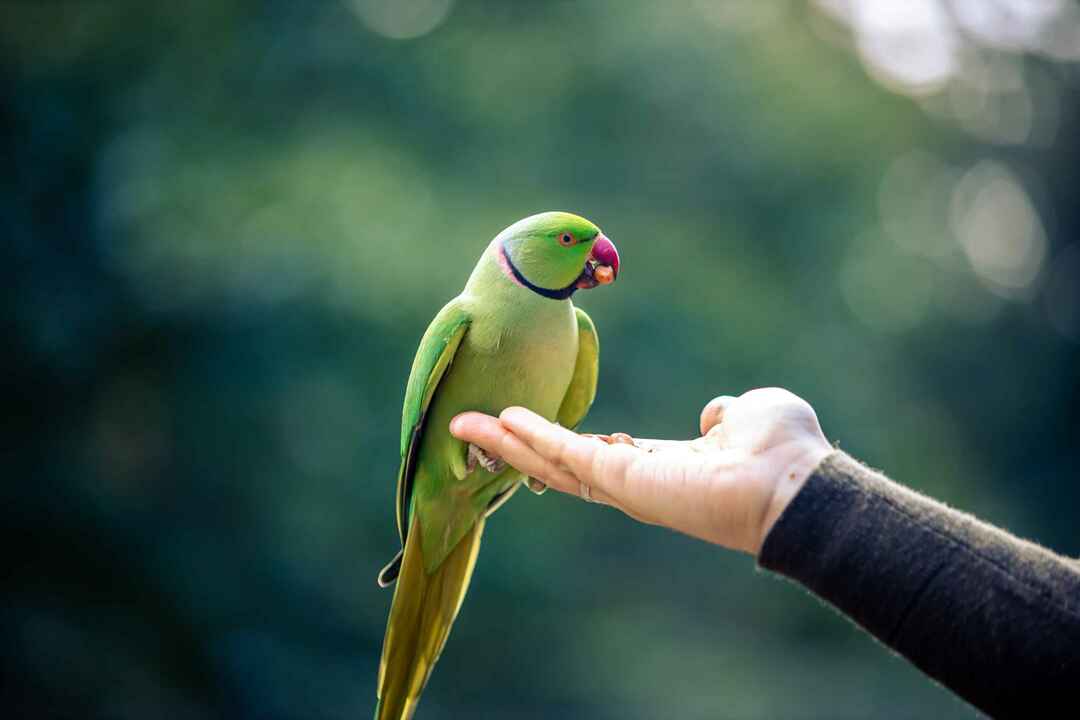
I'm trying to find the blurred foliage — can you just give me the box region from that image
[3,1,1078,718]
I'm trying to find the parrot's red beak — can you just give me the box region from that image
[576,234,620,290]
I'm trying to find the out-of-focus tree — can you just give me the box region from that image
[2,2,1077,718]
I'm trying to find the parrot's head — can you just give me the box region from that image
[494,211,620,299]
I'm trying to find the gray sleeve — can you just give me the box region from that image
[757,451,1080,719]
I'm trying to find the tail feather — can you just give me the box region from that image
[375,515,485,720]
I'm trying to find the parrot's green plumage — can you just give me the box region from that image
[374,211,619,719]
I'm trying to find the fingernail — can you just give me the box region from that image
[449,415,463,436]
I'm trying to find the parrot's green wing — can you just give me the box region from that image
[378,300,470,587]
[557,307,600,431]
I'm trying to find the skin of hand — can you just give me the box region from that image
[449,387,832,556]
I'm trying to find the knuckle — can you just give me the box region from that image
[588,446,607,484]
[552,435,571,467]
[497,428,516,455]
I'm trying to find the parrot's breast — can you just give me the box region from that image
[453,297,579,419]
[410,293,581,569]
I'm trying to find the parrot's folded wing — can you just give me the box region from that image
[556,307,600,431]
[380,300,471,587]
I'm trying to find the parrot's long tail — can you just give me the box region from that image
[375,515,485,720]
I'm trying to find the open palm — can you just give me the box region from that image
[450,387,832,555]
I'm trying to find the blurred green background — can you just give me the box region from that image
[4,1,1079,718]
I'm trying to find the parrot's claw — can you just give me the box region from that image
[525,477,548,495]
[468,443,506,474]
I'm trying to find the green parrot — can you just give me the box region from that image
[374,211,620,719]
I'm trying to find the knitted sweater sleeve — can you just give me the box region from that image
[758,451,1080,719]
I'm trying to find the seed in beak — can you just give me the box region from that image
[594,266,615,285]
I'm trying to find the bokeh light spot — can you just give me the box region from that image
[879,149,958,259]
[813,0,1080,144]
[851,0,957,95]
[949,161,1047,296]
[950,0,1064,53]
[347,0,454,40]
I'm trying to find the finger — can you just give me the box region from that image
[498,407,608,483]
[570,479,656,524]
[453,413,657,527]
[700,395,737,436]
[450,411,502,445]
[576,478,617,507]
[450,413,578,490]
[499,408,675,519]
[633,438,686,453]
[582,483,626,511]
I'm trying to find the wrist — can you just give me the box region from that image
[754,440,831,555]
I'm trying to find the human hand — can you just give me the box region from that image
[450,388,832,556]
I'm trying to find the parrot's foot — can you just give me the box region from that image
[467,443,506,474]
[525,477,548,495]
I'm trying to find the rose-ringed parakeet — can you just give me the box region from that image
[374,212,620,719]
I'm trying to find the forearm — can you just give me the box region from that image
[758,451,1080,719]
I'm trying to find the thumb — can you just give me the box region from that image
[700,395,737,436]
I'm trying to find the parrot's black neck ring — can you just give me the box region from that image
[500,241,579,300]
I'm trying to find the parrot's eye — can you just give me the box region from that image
[558,233,575,247]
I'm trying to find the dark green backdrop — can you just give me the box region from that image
[4,2,1078,718]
